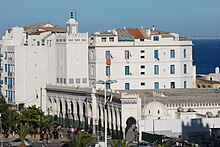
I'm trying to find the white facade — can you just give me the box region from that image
[0,15,89,112]
[89,28,196,90]
[120,89,220,140]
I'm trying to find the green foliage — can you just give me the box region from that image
[19,105,43,128]
[2,108,20,131]
[17,123,30,146]
[41,116,58,130]
[109,140,129,147]
[69,131,96,147]
[0,97,9,113]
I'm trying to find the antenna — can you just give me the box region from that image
[75,11,77,21]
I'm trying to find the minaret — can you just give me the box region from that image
[66,12,78,35]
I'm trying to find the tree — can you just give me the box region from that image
[19,105,43,128]
[17,123,29,147]
[0,97,9,113]
[69,131,96,147]
[41,115,58,131]
[109,140,129,147]
[2,108,20,131]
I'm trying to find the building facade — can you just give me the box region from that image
[0,14,89,111]
[88,27,196,90]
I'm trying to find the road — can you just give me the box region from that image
[1,141,64,147]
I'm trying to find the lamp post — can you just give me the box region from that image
[0,113,3,147]
[93,80,117,147]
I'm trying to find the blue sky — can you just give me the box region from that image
[0,0,219,36]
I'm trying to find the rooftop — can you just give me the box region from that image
[24,22,66,34]
[93,27,175,41]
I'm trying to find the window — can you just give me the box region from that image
[57,78,59,83]
[60,78,63,84]
[69,78,74,84]
[125,50,130,59]
[140,56,145,59]
[106,83,110,90]
[154,65,159,75]
[170,50,175,58]
[140,38,144,41]
[4,77,7,85]
[184,64,187,74]
[170,65,175,74]
[5,64,7,72]
[125,66,130,75]
[106,66,110,76]
[125,83,130,90]
[105,51,110,59]
[141,82,145,86]
[184,81,187,89]
[91,51,94,59]
[64,78,66,84]
[91,66,94,75]
[109,37,114,42]
[153,36,159,41]
[183,49,187,58]
[140,50,145,53]
[154,50,159,58]
[171,82,175,89]
[101,37,107,42]
[37,41,40,46]
[141,72,145,75]
[140,65,145,69]
[154,82,159,89]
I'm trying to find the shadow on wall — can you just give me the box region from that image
[181,118,210,141]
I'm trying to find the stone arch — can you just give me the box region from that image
[98,105,102,134]
[59,99,63,125]
[125,117,137,142]
[76,101,80,129]
[64,100,68,127]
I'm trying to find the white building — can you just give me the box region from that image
[88,27,196,90]
[0,13,89,111]
[121,88,220,140]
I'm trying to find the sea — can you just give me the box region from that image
[192,39,220,74]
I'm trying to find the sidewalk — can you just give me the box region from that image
[0,133,69,143]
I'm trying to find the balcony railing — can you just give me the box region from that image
[179,37,191,41]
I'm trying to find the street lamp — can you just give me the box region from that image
[0,113,3,147]
[93,80,117,147]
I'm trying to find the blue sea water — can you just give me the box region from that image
[192,39,220,74]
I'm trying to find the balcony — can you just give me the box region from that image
[0,53,3,57]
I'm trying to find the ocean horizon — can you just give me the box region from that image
[193,39,220,74]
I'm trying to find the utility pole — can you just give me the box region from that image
[40,87,42,132]
[0,113,3,147]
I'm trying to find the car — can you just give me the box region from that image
[7,138,32,147]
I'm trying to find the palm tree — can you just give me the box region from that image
[41,116,58,131]
[2,109,20,132]
[17,123,30,147]
[69,131,96,147]
[109,140,129,147]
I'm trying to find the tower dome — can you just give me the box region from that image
[142,100,168,119]
[66,12,78,35]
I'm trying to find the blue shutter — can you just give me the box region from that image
[154,50,158,58]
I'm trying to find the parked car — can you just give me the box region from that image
[7,138,32,147]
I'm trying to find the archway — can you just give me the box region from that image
[125,117,137,142]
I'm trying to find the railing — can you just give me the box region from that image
[179,37,191,41]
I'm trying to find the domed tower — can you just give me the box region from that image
[66,12,78,35]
